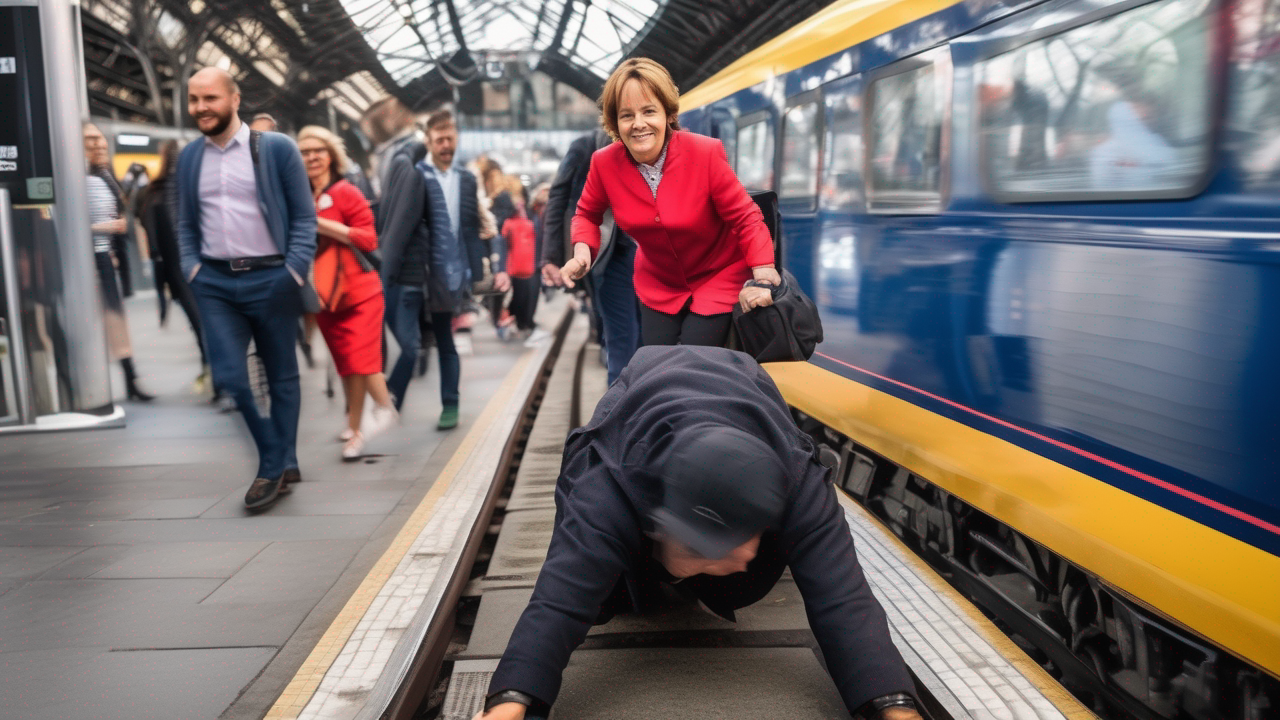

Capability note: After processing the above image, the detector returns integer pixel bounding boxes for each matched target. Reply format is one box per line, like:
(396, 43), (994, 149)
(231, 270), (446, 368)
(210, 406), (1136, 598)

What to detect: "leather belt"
(202, 255), (285, 272)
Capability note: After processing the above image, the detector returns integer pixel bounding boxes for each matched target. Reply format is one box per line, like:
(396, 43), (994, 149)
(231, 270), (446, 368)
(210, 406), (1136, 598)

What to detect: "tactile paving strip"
(265, 312), (569, 720)
(839, 495), (1090, 719)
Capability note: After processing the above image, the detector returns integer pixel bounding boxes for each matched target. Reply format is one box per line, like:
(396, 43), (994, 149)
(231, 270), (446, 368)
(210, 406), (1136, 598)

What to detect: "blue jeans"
(386, 285), (459, 409)
(596, 239), (642, 384)
(191, 263), (302, 479)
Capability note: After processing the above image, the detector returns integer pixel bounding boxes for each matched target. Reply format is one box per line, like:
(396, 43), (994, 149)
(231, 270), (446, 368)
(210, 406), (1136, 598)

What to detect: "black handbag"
(732, 270), (824, 363)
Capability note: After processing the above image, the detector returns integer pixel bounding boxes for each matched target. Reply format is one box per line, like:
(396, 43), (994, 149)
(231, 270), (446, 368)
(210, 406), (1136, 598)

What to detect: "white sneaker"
(454, 332), (474, 356)
(337, 427), (355, 442)
(342, 432), (365, 461)
(364, 404), (400, 440)
(523, 328), (552, 348)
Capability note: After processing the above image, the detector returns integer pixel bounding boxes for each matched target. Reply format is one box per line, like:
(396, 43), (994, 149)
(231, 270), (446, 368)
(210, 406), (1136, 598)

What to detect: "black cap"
(650, 426), (788, 560)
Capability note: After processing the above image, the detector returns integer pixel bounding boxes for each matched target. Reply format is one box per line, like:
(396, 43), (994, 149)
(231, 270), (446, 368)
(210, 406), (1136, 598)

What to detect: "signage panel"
(0, 6), (55, 204)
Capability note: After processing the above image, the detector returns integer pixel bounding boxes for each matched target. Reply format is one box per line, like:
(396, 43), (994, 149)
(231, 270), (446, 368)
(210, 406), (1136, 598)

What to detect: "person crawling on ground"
(474, 345), (923, 720)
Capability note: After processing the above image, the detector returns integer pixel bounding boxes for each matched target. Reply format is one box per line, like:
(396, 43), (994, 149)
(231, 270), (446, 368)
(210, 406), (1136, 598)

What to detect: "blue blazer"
(176, 128), (317, 280)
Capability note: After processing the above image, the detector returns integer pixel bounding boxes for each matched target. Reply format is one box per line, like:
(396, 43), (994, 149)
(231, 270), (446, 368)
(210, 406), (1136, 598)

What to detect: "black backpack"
(732, 191), (824, 363)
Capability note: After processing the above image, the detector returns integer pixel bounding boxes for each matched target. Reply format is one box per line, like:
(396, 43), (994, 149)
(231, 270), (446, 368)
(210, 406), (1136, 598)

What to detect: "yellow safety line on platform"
(837, 493), (1095, 718)
(265, 351), (535, 719)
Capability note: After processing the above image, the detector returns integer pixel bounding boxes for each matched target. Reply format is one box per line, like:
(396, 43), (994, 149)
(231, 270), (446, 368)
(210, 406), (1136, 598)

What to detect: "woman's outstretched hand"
(560, 243), (593, 288)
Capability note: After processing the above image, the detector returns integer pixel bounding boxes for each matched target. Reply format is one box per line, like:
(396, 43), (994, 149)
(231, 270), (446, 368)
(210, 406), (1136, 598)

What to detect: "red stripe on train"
(813, 352), (1280, 537)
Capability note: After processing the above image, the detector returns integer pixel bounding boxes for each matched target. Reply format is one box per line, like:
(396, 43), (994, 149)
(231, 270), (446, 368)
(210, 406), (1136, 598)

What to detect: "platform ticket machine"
(0, 0), (117, 431)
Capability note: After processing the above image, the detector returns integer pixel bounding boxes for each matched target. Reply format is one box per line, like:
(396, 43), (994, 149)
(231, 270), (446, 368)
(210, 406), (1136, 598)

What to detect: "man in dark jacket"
(477, 346), (921, 720)
(541, 130), (641, 384)
(375, 126), (462, 428)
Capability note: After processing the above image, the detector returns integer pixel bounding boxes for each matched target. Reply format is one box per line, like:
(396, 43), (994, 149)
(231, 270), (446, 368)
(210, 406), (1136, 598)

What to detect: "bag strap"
(250, 130), (262, 167)
(320, 178), (377, 274)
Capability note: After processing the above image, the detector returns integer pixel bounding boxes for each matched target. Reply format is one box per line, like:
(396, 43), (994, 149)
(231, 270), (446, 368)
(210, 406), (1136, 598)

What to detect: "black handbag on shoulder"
(732, 269), (824, 363)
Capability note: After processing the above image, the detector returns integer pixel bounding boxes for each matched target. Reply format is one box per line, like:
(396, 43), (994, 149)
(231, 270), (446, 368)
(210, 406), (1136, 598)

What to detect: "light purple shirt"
(198, 121), (278, 259)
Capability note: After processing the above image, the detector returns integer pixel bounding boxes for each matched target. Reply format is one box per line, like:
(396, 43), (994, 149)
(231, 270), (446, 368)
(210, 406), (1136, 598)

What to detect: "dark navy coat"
(488, 346), (913, 715)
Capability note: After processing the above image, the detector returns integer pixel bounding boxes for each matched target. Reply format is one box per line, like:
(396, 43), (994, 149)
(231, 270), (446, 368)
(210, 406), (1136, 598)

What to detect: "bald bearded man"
(177, 67), (316, 510)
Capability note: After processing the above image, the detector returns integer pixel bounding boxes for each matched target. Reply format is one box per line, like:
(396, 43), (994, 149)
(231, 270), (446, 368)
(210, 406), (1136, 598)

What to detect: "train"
(678, 0), (1280, 718)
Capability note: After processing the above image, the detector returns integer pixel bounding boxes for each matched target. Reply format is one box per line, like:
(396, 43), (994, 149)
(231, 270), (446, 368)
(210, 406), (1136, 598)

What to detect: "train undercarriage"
(791, 410), (1277, 720)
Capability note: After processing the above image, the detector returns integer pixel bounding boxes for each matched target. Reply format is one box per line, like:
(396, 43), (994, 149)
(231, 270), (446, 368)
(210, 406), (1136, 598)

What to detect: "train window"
(823, 85), (863, 212)
(978, 0), (1214, 201)
(1230, 0), (1280, 190)
(736, 117), (774, 191)
(866, 49), (950, 213)
(711, 107), (738, 172)
(780, 101), (820, 202)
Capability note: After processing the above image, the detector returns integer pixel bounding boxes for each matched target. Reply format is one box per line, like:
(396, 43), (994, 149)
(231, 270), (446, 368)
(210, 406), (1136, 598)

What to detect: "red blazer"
(315, 179), (380, 310)
(571, 131), (773, 315)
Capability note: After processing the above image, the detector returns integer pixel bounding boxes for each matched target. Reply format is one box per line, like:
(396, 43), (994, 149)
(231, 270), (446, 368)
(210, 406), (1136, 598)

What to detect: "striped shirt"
(86, 174), (118, 254)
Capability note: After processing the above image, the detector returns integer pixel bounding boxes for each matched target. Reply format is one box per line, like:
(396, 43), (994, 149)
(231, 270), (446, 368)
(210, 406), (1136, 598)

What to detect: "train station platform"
(0, 292), (567, 720)
(0, 291), (1094, 720)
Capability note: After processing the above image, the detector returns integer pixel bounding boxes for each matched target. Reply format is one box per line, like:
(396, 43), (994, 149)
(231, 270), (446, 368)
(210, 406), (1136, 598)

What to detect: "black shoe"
(120, 358), (155, 402)
(127, 384), (156, 402)
(281, 468), (301, 492)
(244, 475), (285, 509)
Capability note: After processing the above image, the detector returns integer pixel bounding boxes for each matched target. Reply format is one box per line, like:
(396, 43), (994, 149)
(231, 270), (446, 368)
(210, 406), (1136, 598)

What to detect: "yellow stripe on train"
(680, 0), (964, 110)
(765, 361), (1280, 677)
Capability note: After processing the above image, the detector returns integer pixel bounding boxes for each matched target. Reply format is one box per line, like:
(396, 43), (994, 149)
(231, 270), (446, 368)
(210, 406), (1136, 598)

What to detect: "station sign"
(0, 6), (56, 204)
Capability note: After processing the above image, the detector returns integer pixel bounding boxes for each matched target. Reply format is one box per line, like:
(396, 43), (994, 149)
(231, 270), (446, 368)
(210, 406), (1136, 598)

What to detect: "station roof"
(81, 0), (834, 128)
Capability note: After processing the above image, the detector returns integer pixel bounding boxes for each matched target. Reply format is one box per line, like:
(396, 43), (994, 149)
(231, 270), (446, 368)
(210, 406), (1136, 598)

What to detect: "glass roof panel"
(339, 0), (671, 86)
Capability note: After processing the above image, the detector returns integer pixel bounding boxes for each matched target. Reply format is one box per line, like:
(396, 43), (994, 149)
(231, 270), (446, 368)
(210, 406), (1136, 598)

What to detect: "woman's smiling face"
(617, 78), (670, 165)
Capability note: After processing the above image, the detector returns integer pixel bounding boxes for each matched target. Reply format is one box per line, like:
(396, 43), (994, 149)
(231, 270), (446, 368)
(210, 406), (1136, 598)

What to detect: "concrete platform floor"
(0, 293), (554, 720)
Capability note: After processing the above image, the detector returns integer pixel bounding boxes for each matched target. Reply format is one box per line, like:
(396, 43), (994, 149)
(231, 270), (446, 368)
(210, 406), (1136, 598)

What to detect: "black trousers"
(639, 300), (732, 348)
(509, 275), (540, 331)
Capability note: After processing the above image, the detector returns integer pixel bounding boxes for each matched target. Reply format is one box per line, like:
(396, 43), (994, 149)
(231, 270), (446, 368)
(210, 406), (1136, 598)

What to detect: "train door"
(810, 74), (863, 351)
(855, 45), (972, 396)
(778, 89), (823, 294)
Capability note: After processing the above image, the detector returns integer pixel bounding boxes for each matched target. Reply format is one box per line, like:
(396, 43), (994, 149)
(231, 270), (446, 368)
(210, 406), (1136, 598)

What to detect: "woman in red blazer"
(299, 127), (397, 460)
(562, 58), (781, 348)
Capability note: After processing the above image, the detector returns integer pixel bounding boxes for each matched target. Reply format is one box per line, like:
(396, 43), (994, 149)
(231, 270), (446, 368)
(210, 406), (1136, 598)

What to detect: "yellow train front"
(679, 1), (1280, 718)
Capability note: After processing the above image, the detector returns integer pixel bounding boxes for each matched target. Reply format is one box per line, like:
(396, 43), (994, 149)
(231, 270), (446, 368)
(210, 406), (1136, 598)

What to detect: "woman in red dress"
(561, 58), (782, 348)
(298, 126), (397, 460)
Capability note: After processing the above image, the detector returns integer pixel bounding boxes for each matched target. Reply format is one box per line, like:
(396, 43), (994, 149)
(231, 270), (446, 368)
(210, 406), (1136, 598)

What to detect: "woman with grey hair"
(297, 125), (397, 460)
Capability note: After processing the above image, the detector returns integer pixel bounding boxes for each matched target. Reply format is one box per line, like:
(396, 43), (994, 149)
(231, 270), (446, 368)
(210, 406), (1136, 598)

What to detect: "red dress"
(571, 131), (773, 315)
(314, 179), (383, 377)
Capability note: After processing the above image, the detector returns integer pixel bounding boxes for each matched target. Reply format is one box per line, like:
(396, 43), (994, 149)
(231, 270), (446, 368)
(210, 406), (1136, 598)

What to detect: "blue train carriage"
(680, 0), (1280, 718)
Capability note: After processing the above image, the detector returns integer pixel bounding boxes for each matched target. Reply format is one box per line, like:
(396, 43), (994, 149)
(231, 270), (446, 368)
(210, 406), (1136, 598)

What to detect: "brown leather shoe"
(281, 467), (301, 491)
(244, 475), (285, 509)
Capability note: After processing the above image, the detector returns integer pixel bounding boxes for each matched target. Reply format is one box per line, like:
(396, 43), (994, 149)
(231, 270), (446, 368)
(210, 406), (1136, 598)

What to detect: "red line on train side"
(813, 352), (1280, 537)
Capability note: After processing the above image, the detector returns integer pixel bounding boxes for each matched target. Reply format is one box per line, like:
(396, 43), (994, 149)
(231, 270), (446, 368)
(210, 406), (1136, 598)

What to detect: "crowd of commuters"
(85, 66), (560, 507)
(81, 57), (787, 508)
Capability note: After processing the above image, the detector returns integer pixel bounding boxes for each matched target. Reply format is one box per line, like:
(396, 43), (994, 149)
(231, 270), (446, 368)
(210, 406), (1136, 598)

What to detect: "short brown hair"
(426, 109), (456, 134)
(598, 58), (681, 142)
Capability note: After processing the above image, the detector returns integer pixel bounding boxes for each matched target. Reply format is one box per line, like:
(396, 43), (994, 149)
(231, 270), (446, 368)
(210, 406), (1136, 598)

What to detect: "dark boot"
(120, 357), (155, 402)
